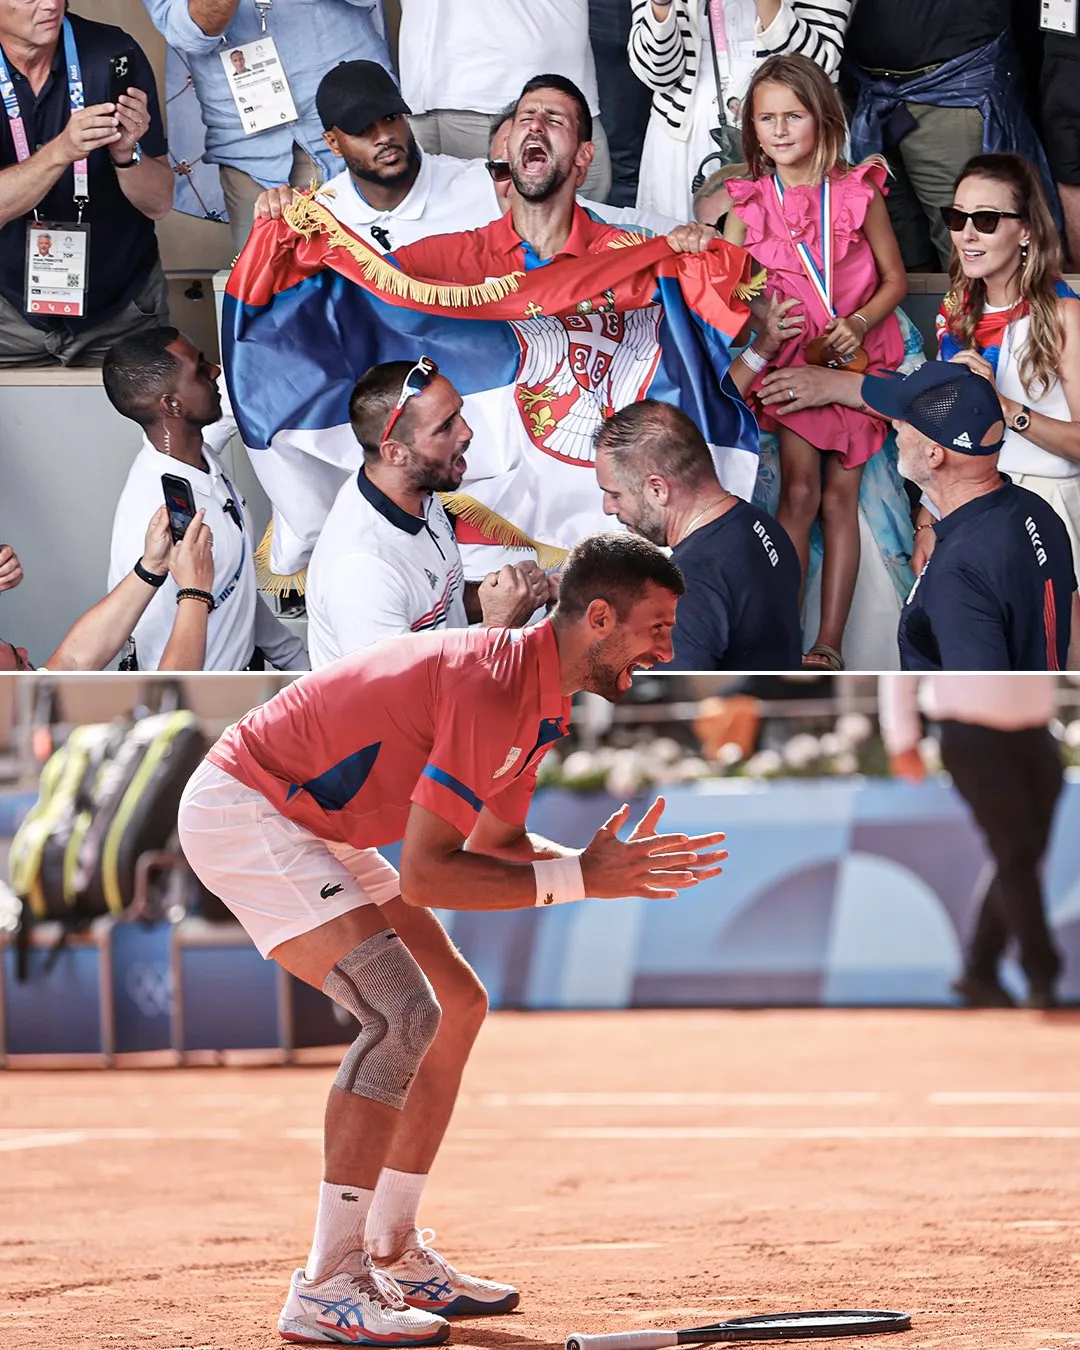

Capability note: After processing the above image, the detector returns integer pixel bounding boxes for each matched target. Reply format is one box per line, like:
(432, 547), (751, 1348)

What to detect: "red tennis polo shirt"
(391, 202), (628, 284)
(207, 621), (571, 846)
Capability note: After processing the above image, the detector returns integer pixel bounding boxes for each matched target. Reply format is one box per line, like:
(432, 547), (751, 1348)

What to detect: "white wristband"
(533, 855), (586, 907)
(739, 345), (769, 373)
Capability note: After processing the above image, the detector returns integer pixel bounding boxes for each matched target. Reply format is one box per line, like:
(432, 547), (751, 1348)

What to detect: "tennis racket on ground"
(565, 1309), (911, 1349)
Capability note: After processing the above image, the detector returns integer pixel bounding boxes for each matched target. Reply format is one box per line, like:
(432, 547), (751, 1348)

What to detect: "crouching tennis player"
(177, 532), (727, 1347)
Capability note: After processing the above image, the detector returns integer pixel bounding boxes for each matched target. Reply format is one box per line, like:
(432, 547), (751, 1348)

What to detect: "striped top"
(628, 0), (853, 138)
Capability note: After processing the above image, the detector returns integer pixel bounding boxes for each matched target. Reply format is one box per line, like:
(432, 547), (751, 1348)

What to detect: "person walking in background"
(724, 54), (907, 671)
(881, 674), (1067, 1010)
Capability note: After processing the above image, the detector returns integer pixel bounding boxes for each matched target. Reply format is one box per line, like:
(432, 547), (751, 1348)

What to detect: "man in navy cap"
(861, 362), (1079, 671)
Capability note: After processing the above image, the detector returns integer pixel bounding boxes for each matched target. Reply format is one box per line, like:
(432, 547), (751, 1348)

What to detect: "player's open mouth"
(521, 141), (550, 169)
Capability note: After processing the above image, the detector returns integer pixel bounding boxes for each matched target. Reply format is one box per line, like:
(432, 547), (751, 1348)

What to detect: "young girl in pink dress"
(725, 54), (908, 670)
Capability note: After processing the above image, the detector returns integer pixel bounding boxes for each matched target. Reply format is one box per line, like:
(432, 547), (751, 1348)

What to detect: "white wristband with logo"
(533, 854), (586, 907)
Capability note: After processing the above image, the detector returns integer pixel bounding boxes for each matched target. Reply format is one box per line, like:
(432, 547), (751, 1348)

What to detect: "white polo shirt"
(315, 154), (498, 254)
(306, 467), (467, 668)
(108, 439), (309, 672)
(398, 0), (599, 116)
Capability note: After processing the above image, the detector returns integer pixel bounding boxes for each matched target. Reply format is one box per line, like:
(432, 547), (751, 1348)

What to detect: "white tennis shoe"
(278, 1252), (451, 1345)
(375, 1228), (520, 1316)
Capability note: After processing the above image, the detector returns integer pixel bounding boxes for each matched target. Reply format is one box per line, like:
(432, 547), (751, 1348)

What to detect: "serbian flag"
(223, 197), (762, 581)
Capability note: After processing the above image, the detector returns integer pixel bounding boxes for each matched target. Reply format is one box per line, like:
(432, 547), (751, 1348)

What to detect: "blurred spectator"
(881, 673), (1066, 1009)
(692, 161), (747, 228)
(1, 508), (214, 671)
(306, 359), (551, 667)
(595, 399), (802, 670)
(843, 0), (1057, 271)
(628, 0), (852, 220)
(928, 153), (1080, 582)
(1039, 30), (1080, 268)
(0, 6), (172, 368)
(860, 362), (1078, 671)
(252, 60), (499, 253)
(102, 327), (309, 673)
(589, 0), (652, 206)
(397, 0), (612, 201)
(142, 0), (393, 252)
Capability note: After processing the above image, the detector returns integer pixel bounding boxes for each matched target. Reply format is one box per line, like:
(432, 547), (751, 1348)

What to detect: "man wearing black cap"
(860, 362), (1080, 671)
(143, 0), (395, 251)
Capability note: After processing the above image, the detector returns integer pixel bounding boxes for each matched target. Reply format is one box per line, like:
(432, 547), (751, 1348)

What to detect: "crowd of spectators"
(2, 1), (1080, 673)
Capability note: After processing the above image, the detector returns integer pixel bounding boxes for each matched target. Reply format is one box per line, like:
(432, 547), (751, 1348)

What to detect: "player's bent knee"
(323, 931), (442, 1110)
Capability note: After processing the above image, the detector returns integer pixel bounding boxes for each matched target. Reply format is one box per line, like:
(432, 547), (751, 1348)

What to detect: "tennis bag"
(9, 710), (206, 922)
(8, 721), (124, 921)
(71, 709), (207, 918)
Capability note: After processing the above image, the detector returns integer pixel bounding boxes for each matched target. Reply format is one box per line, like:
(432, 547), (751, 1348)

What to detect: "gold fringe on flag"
(283, 194), (526, 309)
(735, 267), (768, 302)
(438, 494), (568, 572)
(254, 519), (308, 596)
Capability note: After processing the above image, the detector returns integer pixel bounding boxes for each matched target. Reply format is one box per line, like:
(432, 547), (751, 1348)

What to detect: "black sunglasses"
(485, 159), (512, 183)
(940, 206), (1024, 235)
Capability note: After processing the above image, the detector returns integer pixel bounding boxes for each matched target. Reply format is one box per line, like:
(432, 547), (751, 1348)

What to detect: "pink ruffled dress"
(727, 162), (905, 469)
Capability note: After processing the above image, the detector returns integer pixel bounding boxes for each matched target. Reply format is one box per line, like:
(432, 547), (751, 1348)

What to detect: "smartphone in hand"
(162, 473), (197, 545)
(109, 49), (136, 105)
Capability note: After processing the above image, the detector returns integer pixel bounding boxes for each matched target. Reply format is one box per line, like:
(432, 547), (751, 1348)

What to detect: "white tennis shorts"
(177, 759), (401, 958)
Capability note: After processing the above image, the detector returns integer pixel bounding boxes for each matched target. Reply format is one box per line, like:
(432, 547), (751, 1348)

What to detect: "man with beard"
(252, 60), (498, 255)
(305, 357), (554, 667)
(860, 362), (1079, 670)
(177, 530), (726, 1344)
(104, 326), (308, 671)
(391, 74), (716, 282)
(595, 400), (802, 670)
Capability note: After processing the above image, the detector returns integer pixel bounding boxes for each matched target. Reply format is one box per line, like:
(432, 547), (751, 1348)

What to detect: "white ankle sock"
(305, 1181), (375, 1282)
(366, 1168), (429, 1259)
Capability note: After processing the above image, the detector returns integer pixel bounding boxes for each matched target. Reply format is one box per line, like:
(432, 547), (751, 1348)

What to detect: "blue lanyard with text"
(773, 173), (833, 320)
(0, 19), (89, 218)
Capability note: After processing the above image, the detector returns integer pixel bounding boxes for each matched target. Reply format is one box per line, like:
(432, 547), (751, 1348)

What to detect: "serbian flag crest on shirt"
(223, 196), (763, 582)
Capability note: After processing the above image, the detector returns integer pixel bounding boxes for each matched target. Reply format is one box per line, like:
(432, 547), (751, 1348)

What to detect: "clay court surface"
(3, 1010), (1080, 1350)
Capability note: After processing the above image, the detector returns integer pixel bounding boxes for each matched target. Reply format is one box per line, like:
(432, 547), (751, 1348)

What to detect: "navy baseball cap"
(316, 61), (410, 135)
(861, 361), (1006, 456)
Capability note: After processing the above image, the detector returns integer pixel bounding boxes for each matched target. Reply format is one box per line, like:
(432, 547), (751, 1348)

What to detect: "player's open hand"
(580, 799), (728, 900)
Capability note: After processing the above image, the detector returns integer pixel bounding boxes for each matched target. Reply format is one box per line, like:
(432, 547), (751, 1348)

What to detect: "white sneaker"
(376, 1229), (520, 1317)
(278, 1253), (451, 1345)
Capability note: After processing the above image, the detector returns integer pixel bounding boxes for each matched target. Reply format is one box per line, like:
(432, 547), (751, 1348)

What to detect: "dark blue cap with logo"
(861, 360), (1006, 456)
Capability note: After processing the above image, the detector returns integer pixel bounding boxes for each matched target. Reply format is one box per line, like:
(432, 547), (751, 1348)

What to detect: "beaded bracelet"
(176, 588), (215, 612)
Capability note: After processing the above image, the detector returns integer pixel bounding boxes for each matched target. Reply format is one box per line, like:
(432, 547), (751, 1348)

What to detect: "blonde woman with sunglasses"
(920, 152), (1080, 579)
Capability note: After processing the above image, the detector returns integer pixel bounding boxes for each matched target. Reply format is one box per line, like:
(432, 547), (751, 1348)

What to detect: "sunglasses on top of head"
(940, 206), (1024, 235)
(382, 355), (438, 444)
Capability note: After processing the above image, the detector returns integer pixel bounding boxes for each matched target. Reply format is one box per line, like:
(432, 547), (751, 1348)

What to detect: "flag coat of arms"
(223, 198), (762, 580)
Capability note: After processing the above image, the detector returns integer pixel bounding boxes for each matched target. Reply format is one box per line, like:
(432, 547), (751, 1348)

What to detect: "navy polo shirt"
(0, 15), (166, 331)
(899, 478), (1076, 671)
(667, 501), (803, 670)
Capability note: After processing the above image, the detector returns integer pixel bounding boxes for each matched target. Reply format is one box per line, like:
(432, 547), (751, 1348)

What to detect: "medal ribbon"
(773, 173), (833, 320)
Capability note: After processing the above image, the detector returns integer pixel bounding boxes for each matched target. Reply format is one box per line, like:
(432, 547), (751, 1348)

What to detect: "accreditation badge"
(220, 36), (299, 135)
(25, 220), (89, 317)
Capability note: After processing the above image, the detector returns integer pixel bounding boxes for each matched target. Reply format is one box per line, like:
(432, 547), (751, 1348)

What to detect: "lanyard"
(0, 19), (88, 218)
(254, 0), (274, 33)
(773, 173), (833, 319)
